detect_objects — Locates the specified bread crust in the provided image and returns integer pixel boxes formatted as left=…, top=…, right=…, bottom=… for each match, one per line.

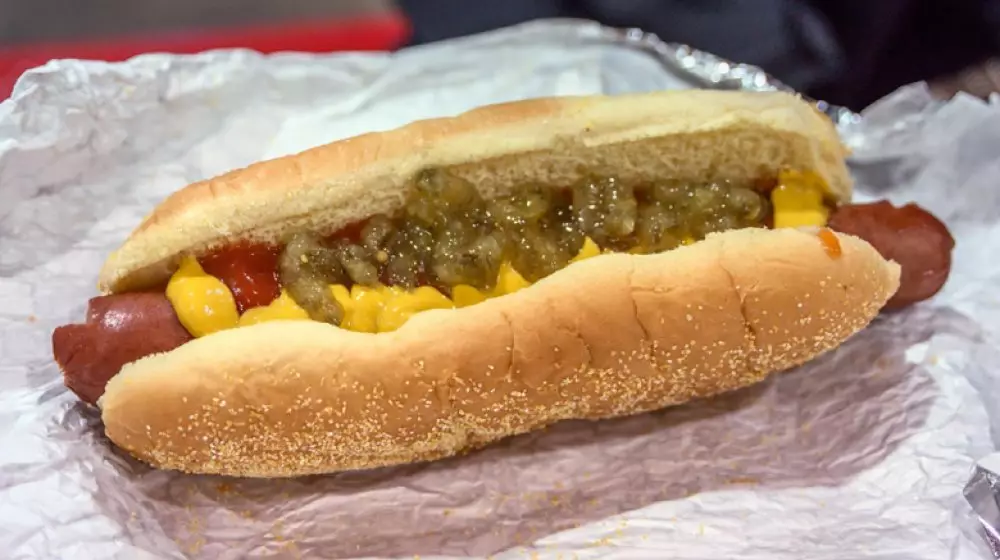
left=98, top=89, right=851, bottom=294
left=100, top=228, right=899, bottom=478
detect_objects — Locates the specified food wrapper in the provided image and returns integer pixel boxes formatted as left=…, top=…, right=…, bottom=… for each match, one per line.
left=1, top=18, right=998, bottom=559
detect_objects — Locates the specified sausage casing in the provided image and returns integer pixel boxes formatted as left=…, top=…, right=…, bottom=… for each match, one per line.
left=52, top=292, right=193, bottom=404
left=828, top=201, right=954, bottom=309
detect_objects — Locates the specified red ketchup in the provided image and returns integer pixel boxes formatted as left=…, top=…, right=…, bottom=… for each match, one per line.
left=199, top=242, right=281, bottom=313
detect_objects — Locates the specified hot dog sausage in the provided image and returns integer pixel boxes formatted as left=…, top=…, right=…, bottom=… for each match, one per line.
left=52, top=292, right=192, bottom=404
left=828, top=201, right=954, bottom=309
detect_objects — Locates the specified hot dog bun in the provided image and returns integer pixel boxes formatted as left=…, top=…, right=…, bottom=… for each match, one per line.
left=99, top=89, right=851, bottom=294
left=100, top=227, right=898, bottom=477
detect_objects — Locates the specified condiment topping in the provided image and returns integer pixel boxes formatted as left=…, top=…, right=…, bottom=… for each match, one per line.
left=167, top=168, right=834, bottom=335
left=275, top=170, right=774, bottom=311
left=166, top=257, right=240, bottom=337
left=238, top=290, right=310, bottom=327
left=199, top=242, right=280, bottom=313
left=817, top=227, right=843, bottom=258
left=769, top=170, right=830, bottom=229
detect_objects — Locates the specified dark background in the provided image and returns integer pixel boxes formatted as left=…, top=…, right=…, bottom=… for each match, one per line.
left=397, top=0, right=1000, bottom=109
left=2, top=0, right=999, bottom=109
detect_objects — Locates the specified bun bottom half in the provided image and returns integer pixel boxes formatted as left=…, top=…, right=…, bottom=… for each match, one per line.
left=100, top=227, right=900, bottom=478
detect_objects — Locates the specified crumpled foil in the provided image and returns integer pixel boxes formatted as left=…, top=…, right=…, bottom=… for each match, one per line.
left=966, top=454, right=1000, bottom=557
left=1, top=18, right=998, bottom=560
left=607, top=26, right=864, bottom=141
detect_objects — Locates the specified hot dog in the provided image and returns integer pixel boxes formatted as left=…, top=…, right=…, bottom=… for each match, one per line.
left=50, top=90, right=951, bottom=477
left=828, top=201, right=955, bottom=309
left=53, top=293, right=193, bottom=404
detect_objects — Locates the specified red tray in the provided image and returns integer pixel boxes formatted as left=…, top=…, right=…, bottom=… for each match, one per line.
left=0, top=13, right=411, bottom=99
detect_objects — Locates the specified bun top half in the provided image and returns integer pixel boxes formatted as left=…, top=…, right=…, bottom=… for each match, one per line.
left=99, top=89, right=851, bottom=294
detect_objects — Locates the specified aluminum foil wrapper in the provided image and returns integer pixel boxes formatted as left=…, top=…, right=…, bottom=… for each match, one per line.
left=966, top=454, right=1000, bottom=557
left=1, top=18, right=998, bottom=560
left=607, top=26, right=865, bottom=143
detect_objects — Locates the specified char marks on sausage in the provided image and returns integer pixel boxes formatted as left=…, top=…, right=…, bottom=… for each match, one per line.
left=52, top=292, right=193, bottom=404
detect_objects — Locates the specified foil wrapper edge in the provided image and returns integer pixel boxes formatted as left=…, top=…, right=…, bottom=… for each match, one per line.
left=965, top=453, right=1000, bottom=558
left=602, top=25, right=864, bottom=142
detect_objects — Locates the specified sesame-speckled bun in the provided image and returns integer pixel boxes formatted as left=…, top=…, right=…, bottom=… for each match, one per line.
left=101, top=228, right=899, bottom=477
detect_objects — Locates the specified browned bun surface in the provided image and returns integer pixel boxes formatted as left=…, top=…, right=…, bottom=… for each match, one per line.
left=100, top=228, right=899, bottom=477
left=98, top=89, right=851, bottom=294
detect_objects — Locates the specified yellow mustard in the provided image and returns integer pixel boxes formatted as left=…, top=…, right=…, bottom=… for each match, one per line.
left=377, top=286, right=455, bottom=332
left=570, top=237, right=602, bottom=263
left=492, top=261, right=531, bottom=297
left=771, top=170, right=830, bottom=228
left=452, top=284, right=488, bottom=308
left=238, top=289, right=309, bottom=327
left=165, top=256, right=240, bottom=337
left=328, top=285, right=392, bottom=333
